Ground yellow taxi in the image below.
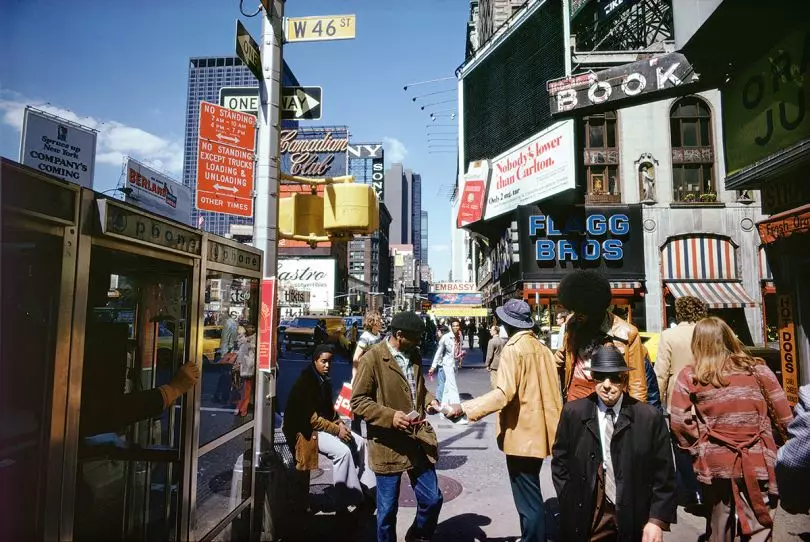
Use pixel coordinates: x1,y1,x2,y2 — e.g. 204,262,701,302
638,331,661,363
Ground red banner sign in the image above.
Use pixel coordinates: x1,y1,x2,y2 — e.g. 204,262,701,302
334,382,353,419
456,179,486,227
258,278,277,371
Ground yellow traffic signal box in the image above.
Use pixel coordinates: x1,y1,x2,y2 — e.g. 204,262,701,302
323,183,379,235
278,193,326,238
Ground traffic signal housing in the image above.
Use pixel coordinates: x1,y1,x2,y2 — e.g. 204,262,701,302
324,183,378,235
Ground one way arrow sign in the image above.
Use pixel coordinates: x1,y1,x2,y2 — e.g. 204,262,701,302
281,86,322,120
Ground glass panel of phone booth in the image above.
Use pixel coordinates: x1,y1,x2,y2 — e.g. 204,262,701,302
1,229,64,541
195,271,258,538
199,272,258,446
74,247,191,542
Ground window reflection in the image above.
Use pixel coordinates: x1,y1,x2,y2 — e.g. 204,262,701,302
199,272,259,446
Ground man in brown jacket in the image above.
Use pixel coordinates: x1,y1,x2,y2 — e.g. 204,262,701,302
555,270,647,403
445,299,562,542
283,345,375,512
350,311,443,542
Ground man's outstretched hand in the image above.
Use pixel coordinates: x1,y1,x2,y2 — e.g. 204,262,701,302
444,404,464,419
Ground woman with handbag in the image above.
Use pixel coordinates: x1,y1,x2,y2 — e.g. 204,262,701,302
670,317,793,541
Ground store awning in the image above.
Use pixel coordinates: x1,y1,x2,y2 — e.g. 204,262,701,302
665,281,757,309
524,281,642,296
757,204,810,245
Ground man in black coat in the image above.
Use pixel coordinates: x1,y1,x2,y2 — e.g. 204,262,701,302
551,344,676,542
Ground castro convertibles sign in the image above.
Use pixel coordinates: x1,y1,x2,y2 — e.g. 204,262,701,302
483,120,576,221
517,204,644,280
277,257,336,311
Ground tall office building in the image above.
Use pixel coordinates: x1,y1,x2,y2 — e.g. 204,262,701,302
383,163,423,258
420,210,428,266
182,56,299,236
384,163,409,246
408,170,422,262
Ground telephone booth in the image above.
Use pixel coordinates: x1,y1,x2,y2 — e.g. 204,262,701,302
1,158,264,541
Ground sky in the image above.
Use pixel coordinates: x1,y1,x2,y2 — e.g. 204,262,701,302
0,0,466,281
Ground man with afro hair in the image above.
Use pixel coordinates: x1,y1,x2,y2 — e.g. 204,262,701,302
555,269,647,403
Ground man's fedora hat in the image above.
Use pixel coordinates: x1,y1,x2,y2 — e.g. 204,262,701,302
590,344,633,373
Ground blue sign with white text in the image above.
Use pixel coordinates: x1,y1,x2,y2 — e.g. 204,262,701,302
529,213,629,261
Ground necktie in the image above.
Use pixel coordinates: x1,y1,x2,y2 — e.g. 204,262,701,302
604,409,616,503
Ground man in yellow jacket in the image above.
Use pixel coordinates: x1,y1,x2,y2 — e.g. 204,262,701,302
445,299,562,542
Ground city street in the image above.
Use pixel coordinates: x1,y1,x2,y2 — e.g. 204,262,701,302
276,344,810,541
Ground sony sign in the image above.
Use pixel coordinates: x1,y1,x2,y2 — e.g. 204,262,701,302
548,53,699,115
347,143,385,199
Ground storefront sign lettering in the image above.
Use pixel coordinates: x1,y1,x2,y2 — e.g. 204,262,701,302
529,214,629,261
207,241,261,271
548,53,698,115
757,205,810,245
431,282,477,293
280,129,348,176
777,294,800,405
723,29,810,174
101,201,201,256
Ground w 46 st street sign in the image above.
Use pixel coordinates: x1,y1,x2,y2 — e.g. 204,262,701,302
285,14,356,42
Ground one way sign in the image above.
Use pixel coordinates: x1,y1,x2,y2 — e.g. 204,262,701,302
281,86,322,120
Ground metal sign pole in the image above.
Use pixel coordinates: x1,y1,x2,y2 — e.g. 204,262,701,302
253,2,284,538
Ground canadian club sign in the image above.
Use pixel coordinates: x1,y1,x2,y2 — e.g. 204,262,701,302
280,129,348,176
548,53,700,116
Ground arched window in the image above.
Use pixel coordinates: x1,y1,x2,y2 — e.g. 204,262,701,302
583,111,620,203
670,97,716,202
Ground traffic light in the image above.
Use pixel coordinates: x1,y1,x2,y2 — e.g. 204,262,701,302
277,176,380,245
324,183,378,235
278,193,326,238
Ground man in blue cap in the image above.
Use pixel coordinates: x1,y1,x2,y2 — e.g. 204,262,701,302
445,298,563,542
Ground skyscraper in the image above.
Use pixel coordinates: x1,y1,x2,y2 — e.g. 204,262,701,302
383,163,423,256
384,163,409,245
420,210,428,266
408,170,422,262
182,56,299,236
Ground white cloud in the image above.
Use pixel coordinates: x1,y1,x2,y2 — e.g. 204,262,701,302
432,244,449,253
0,92,184,175
383,136,408,163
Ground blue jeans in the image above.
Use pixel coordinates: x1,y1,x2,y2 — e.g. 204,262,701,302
436,366,446,403
506,455,545,542
376,466,443,542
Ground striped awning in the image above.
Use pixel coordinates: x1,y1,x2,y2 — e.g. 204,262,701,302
662,236,738,280
524,281,642,293
666,281,757,309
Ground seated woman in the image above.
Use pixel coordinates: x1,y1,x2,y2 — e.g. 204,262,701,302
283,344,375,513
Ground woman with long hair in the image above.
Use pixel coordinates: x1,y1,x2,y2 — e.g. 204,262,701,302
670,317,793,541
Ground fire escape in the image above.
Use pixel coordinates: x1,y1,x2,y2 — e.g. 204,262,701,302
571,0,674,70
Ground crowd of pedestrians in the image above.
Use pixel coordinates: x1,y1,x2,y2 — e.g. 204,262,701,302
281,269,809,541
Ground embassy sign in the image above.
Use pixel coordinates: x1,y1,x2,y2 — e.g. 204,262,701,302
548,53,700,116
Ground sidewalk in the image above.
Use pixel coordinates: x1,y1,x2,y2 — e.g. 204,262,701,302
278,344,810,541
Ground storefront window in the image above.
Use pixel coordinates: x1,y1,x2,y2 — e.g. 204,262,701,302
199,272,259,446
670,97,716,202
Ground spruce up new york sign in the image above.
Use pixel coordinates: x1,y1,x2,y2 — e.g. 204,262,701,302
280,128,348,177
517,204,644,280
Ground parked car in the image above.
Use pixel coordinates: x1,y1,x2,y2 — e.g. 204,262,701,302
283,315,349,351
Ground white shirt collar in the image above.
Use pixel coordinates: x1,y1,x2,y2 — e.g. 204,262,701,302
596,393,623,418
